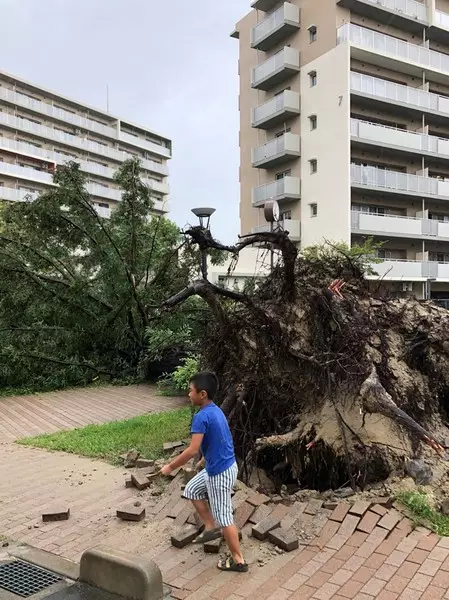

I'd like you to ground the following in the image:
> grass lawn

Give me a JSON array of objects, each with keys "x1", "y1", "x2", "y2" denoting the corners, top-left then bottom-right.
[
  {"x1": 397, "y1": 491, "x2": 449, "y2": 536},
  {"x1": 17, "y1": 407, "x2": 192, "y2": 464}
]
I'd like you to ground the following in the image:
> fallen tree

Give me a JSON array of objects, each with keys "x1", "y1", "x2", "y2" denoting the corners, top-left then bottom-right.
[{"x1": 162, "y1": 227, "x2": 449, "y2": 491}]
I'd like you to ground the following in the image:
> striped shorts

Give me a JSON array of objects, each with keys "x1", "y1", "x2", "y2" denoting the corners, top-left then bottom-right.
[{"x1": 183, "y1": 462, "x2": 238, "y2": 528}]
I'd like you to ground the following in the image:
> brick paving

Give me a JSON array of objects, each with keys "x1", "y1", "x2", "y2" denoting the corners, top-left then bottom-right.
[
  {"x1": 0, "y1": 384, "x2": 185, "y2": 442},
  {"x1": 0, "y1": 386, "x2": 448, "y2": 598}
]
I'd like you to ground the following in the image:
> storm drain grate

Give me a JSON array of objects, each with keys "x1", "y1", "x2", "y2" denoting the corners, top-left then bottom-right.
[{"x1": 0, "y1": 560, "x2": 63, "y2": 597}]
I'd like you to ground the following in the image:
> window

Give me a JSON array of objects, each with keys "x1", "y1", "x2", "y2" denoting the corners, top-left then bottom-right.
[
  {"x1": 280, "y1": 210, "x2": 292, "y2": 220},
  {"x1": 310, "y1": 203, "x2": 318, "y2": 217},
  {"x1": 308, "y1": 25, "x2": 317, "y2": 43},
  {"x1": 309, "y1": 159, "x2": 318, "y2": 174},
  {"x1": 430, "y1": 252, "x2": 449, "y2": 263},
  {"x1": 309, "y1": 71, "x2": 317, "y2": 87},
  {"x1": 276, "y1": 169, "x2": 291, "y2": 180},
  {"x1": 309, "y1": 115, "x2": 317, "y2": 131},
  {"x1": 98, "y1": 202, "x2": 109, "y2": 209},
  {"x1": 275, "y1": 127, "x2": 291, "y2": 138}
]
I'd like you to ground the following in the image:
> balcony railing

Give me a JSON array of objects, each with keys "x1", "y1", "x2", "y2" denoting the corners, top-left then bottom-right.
[
  {"x1": 351, "y1": 118, "x2": 449, "y2": 159},
  {"x1": 435, "y1": 9, "x2": 449, "y2": 30},
  {"x1": 0, "y1": 161, "x2": 53, "y2": 184},
  {"x1": 350, "y1": 71, "x2": 449, "y2": 116},
  {"x1": 351, "y1": 210, "x2": 449, "y2": 239},
  {"x1": 338, "y1": 23, "x2": 449, "y2": 75},
  {"x1": 252, "y1": 47, "x2": 300, "y2": 91},
  {"x1": 252, "y1": 132, "x2": 300, "y2": 168},
  {"x1": 119, "y1": 131, "x2": 171, "y2": 158},
  {"x1": 0, "y1": 187, "x2": 38, "y2": 202},
  {"x1": 252, "y1": 90, "x2": 300, "y2": 129},
  {"x1": 0, "y1": 113, "x2": 168, "y2": 175},
  {"x1": 350, "y1": 164, "x2": 449, "y2": 198},
  {"x1": 252, "y1": 176, "x2": 300, "y2": 207},
  {"x1": 364, "y1": 0, "x2": 427, "y2": 21},
  {"x1": 252, "y1": 3, "x2": 300, "y2": 51}
]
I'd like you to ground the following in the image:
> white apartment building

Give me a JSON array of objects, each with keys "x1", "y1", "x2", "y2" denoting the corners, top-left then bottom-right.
[
  {"x1": 0, "y1": 71, "x2": 171, "y2": 219},
  {"x1": 232, "y1": 0, "x2": 449, "y2": 302}
]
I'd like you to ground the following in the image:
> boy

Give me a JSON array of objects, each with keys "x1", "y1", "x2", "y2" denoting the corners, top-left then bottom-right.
[{"x1": 161, "y1": 371, "x2": 248, "y2": 572}]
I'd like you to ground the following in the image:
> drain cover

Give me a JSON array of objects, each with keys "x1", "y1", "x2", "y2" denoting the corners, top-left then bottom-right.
[{"x1": 0, "y1": 560, "x2": 63, "y2": 597}]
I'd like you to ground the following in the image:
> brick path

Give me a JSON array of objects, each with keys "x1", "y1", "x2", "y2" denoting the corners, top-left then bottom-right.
[
  {"x1": 0, "y1": 386, "x2": 447, "y2": 599},
  {"x1": 0, "y1": 384, "x2": 185, "y2": 442}
]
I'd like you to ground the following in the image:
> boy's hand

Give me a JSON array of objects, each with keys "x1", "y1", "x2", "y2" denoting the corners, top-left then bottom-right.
[{"x1": 160, "y1": 464, "x2": 173, "y2": 476}]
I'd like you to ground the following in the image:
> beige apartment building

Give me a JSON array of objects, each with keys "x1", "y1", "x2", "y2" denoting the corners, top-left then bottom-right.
[
  {"x1": 232, "y1": 0, "x2": 449, "y2": 303},
  {"x1": 0, "y1": 71, "x2": 171, "y2": 219}
]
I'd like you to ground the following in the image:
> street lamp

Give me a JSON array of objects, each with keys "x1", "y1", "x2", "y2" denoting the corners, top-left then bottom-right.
[{"x1": 191, "y1": 207, "x2": 216, "y2": 279}]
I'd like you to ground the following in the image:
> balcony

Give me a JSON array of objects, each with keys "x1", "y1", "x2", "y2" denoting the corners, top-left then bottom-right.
[
  {"x1": 338, "y1": 23, "x2": 449, "y2": 82},
  {"x1": 370, "y1": 259, "x2": 435, "y2": 280},
  {"x1": 251, "y1": 0, "x2": 279, "y2": 11},
  {"x1": 350, "y1": 119, "x2": 449, "y2": 160},
  {"x1": 251, "y1": 219, "x2": 300, "y2": 241},
  {"x1": 337, "y1": 0, "x2": 427, "y2": 32},
  {"x1": 351, "y1": 164, "x2": 449, "y2": 200},
  {"x1": 0, "y1": 187, "x2": 38, "y2": 202},
  {"x1": 351, "y1": 210, "x2": 449, "y2": 241},
  {"x1": 252, "y1": 90, "x2": 300, "y2": 129},
  {"x1": 251, "y1": 3, "x2": 300, "y2": 51},
  {"x1": 252, "y1": 176, "x2": 300, "y2": 207},
  {"x1": 119, "y1": 131, "x2": 171, "y2": 158},
  {"x1": 252, "y1": 132, "x2": 300, "y2": 168},
  {"x1": 252, "y1": 47, "x2": 300, "y2": 91},
  {"x1": 350, "y1": 72, "x2": 449, "y2": 122},
  {"x1": 0, "y1": 161, "x2": 54, "y2": 185}
]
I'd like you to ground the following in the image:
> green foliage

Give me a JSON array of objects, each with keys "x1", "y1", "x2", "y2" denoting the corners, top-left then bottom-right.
[
  {"x1": 18, "y1": 407, "x2": 191, "y2": 463},
  {"x1": 397, "y1": 491, "x2": 449, "y2": 536},
  {"x1": 158, "y1": 355, "x2": 200, "y2": 395},
  {"x1": 0, "y1": 159, "x2": 196, "y2": 391},
  {"x1": 302, "y1": 238, "x2": 383, "y2": 275}
]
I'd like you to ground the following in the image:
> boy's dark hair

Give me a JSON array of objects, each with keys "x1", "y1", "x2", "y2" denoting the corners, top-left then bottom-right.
[{"x1": 190, "y1": 371, "x2": 218, "y2": 400}]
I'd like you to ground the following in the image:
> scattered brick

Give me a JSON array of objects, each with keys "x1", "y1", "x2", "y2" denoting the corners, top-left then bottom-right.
[
  {"x1": 246, "y1": 491, "x2": 270, "y2": 507},
  {"x1": 248, "y1": 504, "x2": 271, "y2": 524},
  {"x1": 234, "y1": 501, "x2": 255, "y2": 529},
  {"x1": 125, "y1": 477, "x2": 133, "y2": 488},
  {"x1": 167, "y1": 499, "x2": 188, "y2": 519},
  {"x1": 305, "y1": 499, "x2": 323, "y2": 515},
  {"x1": 329, "y1": 502, "x2": 350, "y2": 522},
  {"x1": 204, "y1": 537, "x2": 223, "y2": 554},
  {"x1": 173, "y1": 504, "x2": 193, "y2": 528},
  {"x1": 311, "y1": 520, "x2": 340, "y2": 549},
  {"x1": 252, "y1": 517, "x2": 281, "y2": 541},
  {"x1": 135, "y1": 458, "x2": 155, "y2": 468},
  {"x1": 349, "y1": 501, "x2": 371, "y2": 517},
  {"x1": 281, "y1": 502, "x2": 307, "y2": 530},
  {"x1": 375, "y1": 496, "x2": 394, "y2": 507},
  {"x1": 371, "y1": 504, "x2": 389, "y2": 517},
  {"x1": 340, "y1": 514, "x2": 360, "y2": 536},
  {"x1": 131, "y1": 473, "x2": 150, "y2": 490},
  {"x1": 42, "y1": 508, "x2": 70, "y2": 522},
  {"x1": 268, "y1": 527, "x2": 299, "y2": 552},
  {"x1": 171, "y1": 526, "x2": 201, "y2": 548},
  {"x1": 323, "y1": 501, "x2": 339, "y2": 510},
  {"x1": 116, "y1": 505, "x2": 145, "y2": 521},
  {"x1": 182, "y1": 468, "x2": 195, "y2": 485},
  {"x1": 357, "y1": 511, "x2": 380, "y2": 534},
  {"x1": 169, "y1": 467, "x2": 182, "y2": 479},
  {"x1": 164, "y1": 441, "x2": 184, "y2": 451},
  {"x1": 135, "y1": 466, "x2": 156, "y2": 477},
  {"x1": 378, "y1": 511, "x2": 401, "y2": 531}
]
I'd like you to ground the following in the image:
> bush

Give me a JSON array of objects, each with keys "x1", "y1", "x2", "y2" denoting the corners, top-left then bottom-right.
[{"x1": 158, "y1": 355, "x2": 200, "y2": 395}]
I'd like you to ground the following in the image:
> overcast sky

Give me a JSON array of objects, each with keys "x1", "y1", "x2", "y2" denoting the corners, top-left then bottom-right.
[{"x1": 0, "y1": 0, "x2": 249, "y2": 242}]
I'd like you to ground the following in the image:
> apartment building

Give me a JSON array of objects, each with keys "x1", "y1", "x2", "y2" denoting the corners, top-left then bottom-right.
[
  {"x1": 232, "y1": 0, "x2": 449, "y2": 302},
  {"x1": 0, "y1": 71, "x2": 171, "y2": 219}
]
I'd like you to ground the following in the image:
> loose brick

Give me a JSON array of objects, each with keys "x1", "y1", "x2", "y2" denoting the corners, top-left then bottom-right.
[
  {"x1": 135, "y1": 458, "x2": 155, "y2": 468},
  {"x1": 375, "y1": 496, "x2": 394, "y2": 507},
  {"x1": 305, "y1": 499, "x2": 323, "y2": 515},
  {"x1": 252, "y1": 516, "x2": 281, "y2": 541},
  {"x1": 171, "y1": 525, "x2": 201, "y2": 548},
  {"x1": 131, "y1": 473, "x2": 150, "y2": 490},
  {"x1": 281, "y1": 502, "x2": 307, "y2": 530},
  {"x1": 169, "y1": 467, "x2": 182, "y2": 479},
  {"x1": 234, "y1": 501, "x2": 255, "y2": 529},
  {"x1": 349, "y1": 501, "x2": 371, "y2": 517},
  {"x1": 246, "y1": 491, "x2": 269, "y2": 507},
  {"x1": 204, "y1": 537, "x2": 222, "y2": 554},
  {"x1": 357, "y1": 510, "x2": 380, "y2": 534},
  {"x1": 378, "y1": 511, "x2": 401, "y2": 531},
  {"x1": 42, "y1": 508, "x2": 70, "y2": 522},
  {"x1": 164, "y1": 441, "x2": 184, "y2": 451},
  {"x1": 371, "y1": 503, "x2": 389, "y2": 517},
  {"x1": 116, "y1": 505, "x2": 145, "y2": 522},
  {"x1": 340, "y1": 514, "x2": 360, "y2": 536},
  {"x1": 323, "y1": 501, "x2": 339, "y2": 510},
  {"x1": 310, "y1": 520, "x2": 340, "y2": 549},
  {"x1": 173, "y1": 504, "x2": 193, "y2": 528},
  {"x1": 249, "y1": 504, "x2": 271, "y2": 524},
  {"x1": 329, "y1": 502, "x2": 350, "y2": 522},
  {"x1": 182, "y1": 467, "x2": 195, "y2": 485},
  {"x1": 268, "y1": 527, "x2": 299, "y2": 552}
]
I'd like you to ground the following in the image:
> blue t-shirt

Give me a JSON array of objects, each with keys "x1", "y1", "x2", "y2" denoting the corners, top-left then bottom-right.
[{"x1": 191, "y1": 403, "x2": 235, "y2": 476}]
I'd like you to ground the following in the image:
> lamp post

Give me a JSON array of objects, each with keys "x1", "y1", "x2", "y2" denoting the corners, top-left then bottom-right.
[{"x1": 191, "y1": 207, "x2": 216, "y2": 280}]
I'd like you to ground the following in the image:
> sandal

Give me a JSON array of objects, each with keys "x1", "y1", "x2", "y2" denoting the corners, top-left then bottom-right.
[
  {"x1": 217, "y1": 557, "x2": 249, "y2": 573},
  {"x1": 193, "y1": 528, "x2": 221, "y2": 544}
]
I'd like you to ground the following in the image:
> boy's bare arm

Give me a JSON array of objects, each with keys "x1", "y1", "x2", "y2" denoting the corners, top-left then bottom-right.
[{"x1": 160, "y1": 434, "x2": 203, "y2": 475}]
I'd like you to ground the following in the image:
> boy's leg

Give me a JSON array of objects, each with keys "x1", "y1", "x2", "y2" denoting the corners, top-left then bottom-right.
[
  {"x1": 183, "y1": 469, "x2": 216, "y2": 531},
  {"x1": 207, "y1": 463, "x2": 246, "y2": 566}
]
